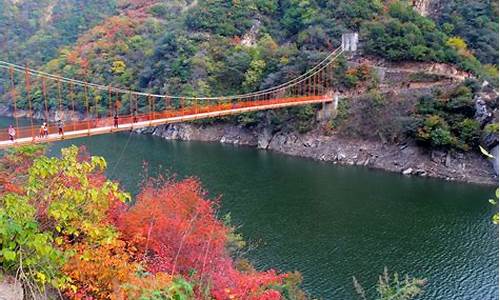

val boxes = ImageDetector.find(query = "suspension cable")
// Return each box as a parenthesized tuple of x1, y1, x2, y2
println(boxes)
(9, 67, 19, 133)
(0, 47, 343, 101)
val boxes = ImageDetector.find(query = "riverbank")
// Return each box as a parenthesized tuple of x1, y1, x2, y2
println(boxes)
(138, 122, 497, 185)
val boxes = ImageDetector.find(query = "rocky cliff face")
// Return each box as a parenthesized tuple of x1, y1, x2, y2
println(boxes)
(411, 0, 443, 17)
(137, 122, 496, 185)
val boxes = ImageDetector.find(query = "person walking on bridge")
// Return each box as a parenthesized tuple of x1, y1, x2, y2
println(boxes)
(57, 119, 64, 137)
(113, 113, 119, 128)
(39, 124, 45, 138)
(133, 109, 138, 123)
(7, 125, 15, 141)
(42, 122, 49, 138)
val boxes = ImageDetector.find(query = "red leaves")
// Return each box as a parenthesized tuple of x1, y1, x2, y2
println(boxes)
(112, 177, 286, 299)
(113, 177, 228, 275)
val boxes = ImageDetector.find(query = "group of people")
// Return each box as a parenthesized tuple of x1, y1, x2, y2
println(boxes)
(7, 109, 141, 141)
(38, 120, 65, 138)
(7, 119, 65, 142)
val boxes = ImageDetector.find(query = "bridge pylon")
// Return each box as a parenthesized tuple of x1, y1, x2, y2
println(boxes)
(341, 32, 359, 52)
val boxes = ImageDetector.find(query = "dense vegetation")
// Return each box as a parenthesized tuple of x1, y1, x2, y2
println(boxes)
(432, 0, 499, 66)
(2, 1, 496, 100)
(0, 0, 117, 65)
(0, 0, 498, 151)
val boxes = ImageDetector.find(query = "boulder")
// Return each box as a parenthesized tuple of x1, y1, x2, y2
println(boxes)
(402, 167, 413, 175)
(0, 277, 23, 300)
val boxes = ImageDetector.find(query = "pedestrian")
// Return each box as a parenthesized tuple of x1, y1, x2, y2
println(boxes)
(57, 119, 64, 136)
(39, 124, 45, 138)
(133, 109, 138, 123)
(114, 113, 119, 128)
(43, 122, 49, 138)
(7, 125, 15, 141)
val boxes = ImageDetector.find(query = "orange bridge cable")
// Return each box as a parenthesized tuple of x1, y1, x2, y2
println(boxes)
(24, 65, 34, 139)
(327, 63, 332, 88)
(56, 79, 63, 115)
(84, 83, 90, 134)
(129, 92, 133, 118)
(41, 77, 49, 122)
(9, 67, 19, 133)
(69, 82, 76, 131)
(313, 73, 317, 96)
(135, 93, 138, 114)
(164, 96, 169, 112)
(315, 72, 319, 96)
(307, 77, 310, 96)
(108, 86, 112, 118)
(319, 70, 323, 95)
(94, 87, 99, 121)
(148, 95, 152, 120)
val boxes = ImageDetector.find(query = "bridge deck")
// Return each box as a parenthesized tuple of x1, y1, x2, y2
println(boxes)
(0, 96, 330, 149)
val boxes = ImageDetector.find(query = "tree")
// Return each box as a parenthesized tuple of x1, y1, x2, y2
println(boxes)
(353, 267, 426, 300)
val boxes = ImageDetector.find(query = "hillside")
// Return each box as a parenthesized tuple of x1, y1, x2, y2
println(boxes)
(0, 0, 498, 157)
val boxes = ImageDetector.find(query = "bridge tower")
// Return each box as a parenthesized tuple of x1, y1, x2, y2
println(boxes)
(341, 32, 359, 52)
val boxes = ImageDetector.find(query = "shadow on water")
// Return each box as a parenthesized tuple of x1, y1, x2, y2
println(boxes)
(44, 132, 499, 300)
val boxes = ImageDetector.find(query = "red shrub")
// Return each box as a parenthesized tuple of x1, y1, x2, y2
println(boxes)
(111, 177, 285, 299)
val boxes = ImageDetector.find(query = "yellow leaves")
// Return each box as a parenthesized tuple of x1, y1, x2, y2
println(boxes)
(111, 60, 127, 74)
(35, 272, 46, 284)
(91, 156, 107, 170)
(446, 37, 470, 57)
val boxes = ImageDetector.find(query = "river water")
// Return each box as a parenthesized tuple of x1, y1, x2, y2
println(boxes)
(35, 131, 499, 299)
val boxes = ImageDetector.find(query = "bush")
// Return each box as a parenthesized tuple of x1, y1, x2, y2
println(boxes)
(410, 83, 483, 151)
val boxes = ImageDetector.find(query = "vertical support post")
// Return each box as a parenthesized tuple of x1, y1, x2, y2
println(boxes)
(24, 65, 34, 139)
(108, 86, 112, 119)
(57, 80, 63, 118)
(69, 83, 76, 131)
(9, 67, 19, 134)
(84, 83, 90, 134)
(94, 87, 99, 122)
(151, 95, 156, 120)
(41, 77, 49, 123)
(129, 92, 133, 130)
(165, 96, 169, 114)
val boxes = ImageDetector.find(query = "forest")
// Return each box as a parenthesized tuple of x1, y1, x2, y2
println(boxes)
(0, 0, 497, 153)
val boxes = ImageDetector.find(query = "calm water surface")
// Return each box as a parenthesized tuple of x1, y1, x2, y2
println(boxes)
(40, 132, 498, 299)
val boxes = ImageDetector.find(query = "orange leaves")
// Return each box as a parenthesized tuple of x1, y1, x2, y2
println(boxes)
(119, 272, 173, 299)
(63, 239, 138, 300)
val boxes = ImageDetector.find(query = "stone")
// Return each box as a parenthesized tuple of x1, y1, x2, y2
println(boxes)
(402, 167, 413, 175)
(257, 128, 273, 150)
(415, 169, 427, 176)
(337, 153, 346, 160)
(445, 152, 451, 167)
(0, 277, 23, 300)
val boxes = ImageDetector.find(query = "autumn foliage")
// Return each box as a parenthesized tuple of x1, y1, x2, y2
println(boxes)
(111, 177, 286, 298)
(0, 146, 294, 299)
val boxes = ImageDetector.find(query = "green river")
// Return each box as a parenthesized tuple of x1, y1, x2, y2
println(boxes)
(0, 124, 481, 299)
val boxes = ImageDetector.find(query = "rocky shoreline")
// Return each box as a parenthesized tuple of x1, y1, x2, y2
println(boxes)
(137, 122, 497, 186)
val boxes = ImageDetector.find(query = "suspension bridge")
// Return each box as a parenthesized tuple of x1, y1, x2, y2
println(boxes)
(0, 46, 346, 148)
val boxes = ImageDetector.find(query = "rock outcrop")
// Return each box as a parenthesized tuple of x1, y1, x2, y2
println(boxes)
(141, 122, 497, 185)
